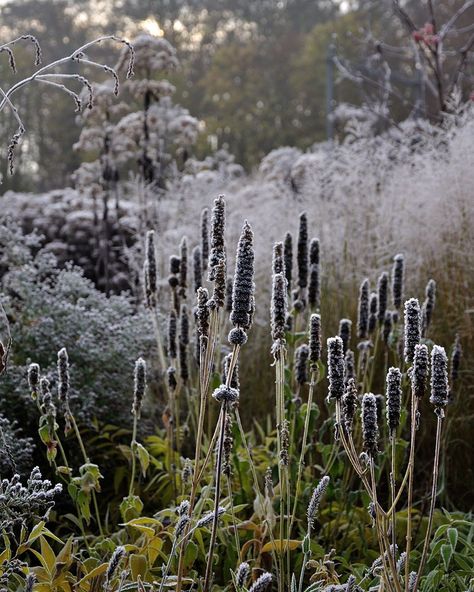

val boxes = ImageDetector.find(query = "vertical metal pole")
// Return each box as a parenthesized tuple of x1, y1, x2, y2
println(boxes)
(326, 43, 335, 141)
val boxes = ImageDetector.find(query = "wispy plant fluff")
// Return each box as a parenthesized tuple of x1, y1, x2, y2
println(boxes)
(385, 367, 402, 435)
(430, 345, 449, 413)
(168, 310, 177, 360)
(357, 278, 369, 339)
(392, 254, 404, 309)
(297, 212, 308, 289)
(230, 221, 255, 330)
(57, 348, 70, 403)
(327, 336, 345, 400)
(404, 298, 421, 364)
(307, 475, 330, 529)
(342, 378, 358, 434)
(283, 231, 293, 290)
(339, 318, 352, 353)
(377, 272, 389, 325)
(271, 273, 288, 343)
(272, 241, 284, 275)
(308, 237, 320, 309)
(208, 195, 226, 281)
(192, 246, 202, 293)
(422, 278, 436, 336)
(144, 229, 157, 308)
(309, 313, 321, 369)
(131, 358, 146, 417)
(368, 292, 378, 334)
(295, 344, 309, 385)
(361, 393, 379, 458)
(200, 207, 209, 270)
(410, 344, 429, 398)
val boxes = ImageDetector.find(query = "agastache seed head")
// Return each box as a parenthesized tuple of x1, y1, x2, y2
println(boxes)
(225, 276, 233, 312)
(212, 384, 239, 404)
(383, 310, 393, 344)
(208, 195, 226, 281)
(230, 221, 255, 330)
(361, 393, 378, 458)
(235, 562, 250, 589)
(339, 318, 352, 353)
(327, 336, 345, 400)
(57, 348, 70, 403)
(28, 363, 40, 399)
(430, 345, 448, 414)
(342, 378, 358, 433)
(450, 334, 461, 384)
(192, 245, 202, 293)
(132, 358, 147, 416)
(249, 572, 272, 592)
(273, 241, 284, 275)
(368, 292, 378, 334)
(144, 230, 158, 308)
(297, 212, 308, 289)
(168, 310, 177, 359)
(271, 273, 288, 342)
(283, 232, 293, 289)
(295, 344, 309, 385)
(307, 475, 330, 529)
(386, 367, 402, 435)
(309, 313, 322, 368)
(201, 207, 209, 270)
(357, 278, 370, 339)
(392, 254, 404, 309)
(404, 298, 421, 364)
(377, 272, 389, 325)
(422, 279, 436, 336)
(308, 238, 320, 309)
(344, 349, 355, 385)
(410, 344, 429, 398)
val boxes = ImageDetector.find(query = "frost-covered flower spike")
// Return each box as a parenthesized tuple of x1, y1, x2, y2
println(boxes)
(361, 393, 379, 458)
(386, 367, 402, 435)
(404, 298, 421, 364)
(327, 336, 345, 401)
(230, 220, 255, 332)
(357, 278, 369, 339)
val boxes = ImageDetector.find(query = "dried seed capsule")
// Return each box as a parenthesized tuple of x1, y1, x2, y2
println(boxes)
(283, 232, 293, 290)
(170, 255, 180, 275)
(339, 318, 352, 353)
(361, 393, 378, 458)
(386, 367, 402, 435)
(377, 272, 389, 325)
(308, 238, 320, 309)
(192, 246, 202, 293)
(179, 237, 188, 294)
(167, 366, 177, 392)
(368, 292, 378, 334)
(410, 344, 429, 398)
(327, 336, 345, 400)
(309, 313, 322, 368)
(430, 345, 448, 413)
(212, 259, 226, 308)
(228, 327, 248, 346)
(342, 378, 358, 434)
(230, 221, 255, 329)
(307, 475, 330, 528)
(357, 278, 369, 339)
(297, 212, 308, 289)
(271, 273, 288, 342)
(208, 195, 226, 281)
(196, 287, 210, 338)
(144, 230, 157, 308)
(404, 298, 421, 364)
(392, 254, 404, 309)
(295, 344, 309, 385)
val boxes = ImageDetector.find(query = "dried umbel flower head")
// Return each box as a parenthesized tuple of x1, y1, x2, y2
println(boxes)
(342, 378, 358, 433)
(307, 475, 330, 528)
(309, 313, 322, 369)
(344, 349, 355, 385)
(249, 572, 272, 592)
(450, 334, 462, 384)
(168, 310, 177, 360)
(297, 212, 308, 289)
(132, 358, 147, 416)
(392, 254, 404, 309)
(295, 344, 309, 385)
(201, 207, 209, 270)
(361, 393, 378, 458)
(192, 246, 202, 293)
(208, 195, 226, 281)
(404, 298, 421, 364)
(272, 241, 284, 275)
(377, 272, 389, 325)
(430, 345, 448, 413)
(339, 318, 352, 353)
(327, 336, 345, 400)
(271, 273, 288, 342)
(230, 221, 255, 330)
(357, 278, 369, 339)
(144, 230, 157, 308)
(410, 344, 429, 398)
(235, 562, 250, 589)
(55, 349, 70, 406)
(283, 232, 293, 289)
(28, 363, 40, 400)
(422, 278, 436, 336)
(368, 292, 378, 334)
(104, 545, 126, 590)
(386, 367, 402, 435)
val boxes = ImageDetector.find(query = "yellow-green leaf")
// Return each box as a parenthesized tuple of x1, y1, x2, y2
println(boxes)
(261, 539, 301, 553)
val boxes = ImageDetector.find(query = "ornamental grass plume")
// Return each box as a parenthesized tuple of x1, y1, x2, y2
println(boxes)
(342, 378, 358, 434)
(309, 313, 321, 369)
(339, 318, 352, 353)
(168, 310, 177, 360)
(201, 207, 209, 270)
(410, 344, 429, 398)
(131, 358, 146, 417)
(57, 347, 70, 403)
(327, 336, 345, 401)
(361, 393, 378, 458)
(404, 298, 421, 364)
(385, 367, 402, 435)
(297, 212, 308, 289)
(357, 278, 369, 339)
(422, 278, 436, 336)
(307, 475, 330, 529)
(272, 241, 284, 275)
(208, 195, 226, 281)
(192, 246, 202, 293)
(283, 231, 293, 289)
(230, 221, 255, 331)
(392, 254, 404, 309)
(295, 343, 309, 385)
(377, 272, 389, 325)
(430, 345, 449, 413)
(271, 273, 288, 343)
(144, 230, 157, 308)
(368, 292, 378, 334)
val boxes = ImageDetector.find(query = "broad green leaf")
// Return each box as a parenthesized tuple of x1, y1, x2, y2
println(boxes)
(261, 539, 301, 553)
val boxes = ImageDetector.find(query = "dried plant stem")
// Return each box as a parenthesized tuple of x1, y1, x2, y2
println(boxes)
(390, 436, 397, 563)
(405, 393, 419, 591)
(413, 415, 443, 592)
(128, 412, 138, 497)
(274, 347, 287, 592)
